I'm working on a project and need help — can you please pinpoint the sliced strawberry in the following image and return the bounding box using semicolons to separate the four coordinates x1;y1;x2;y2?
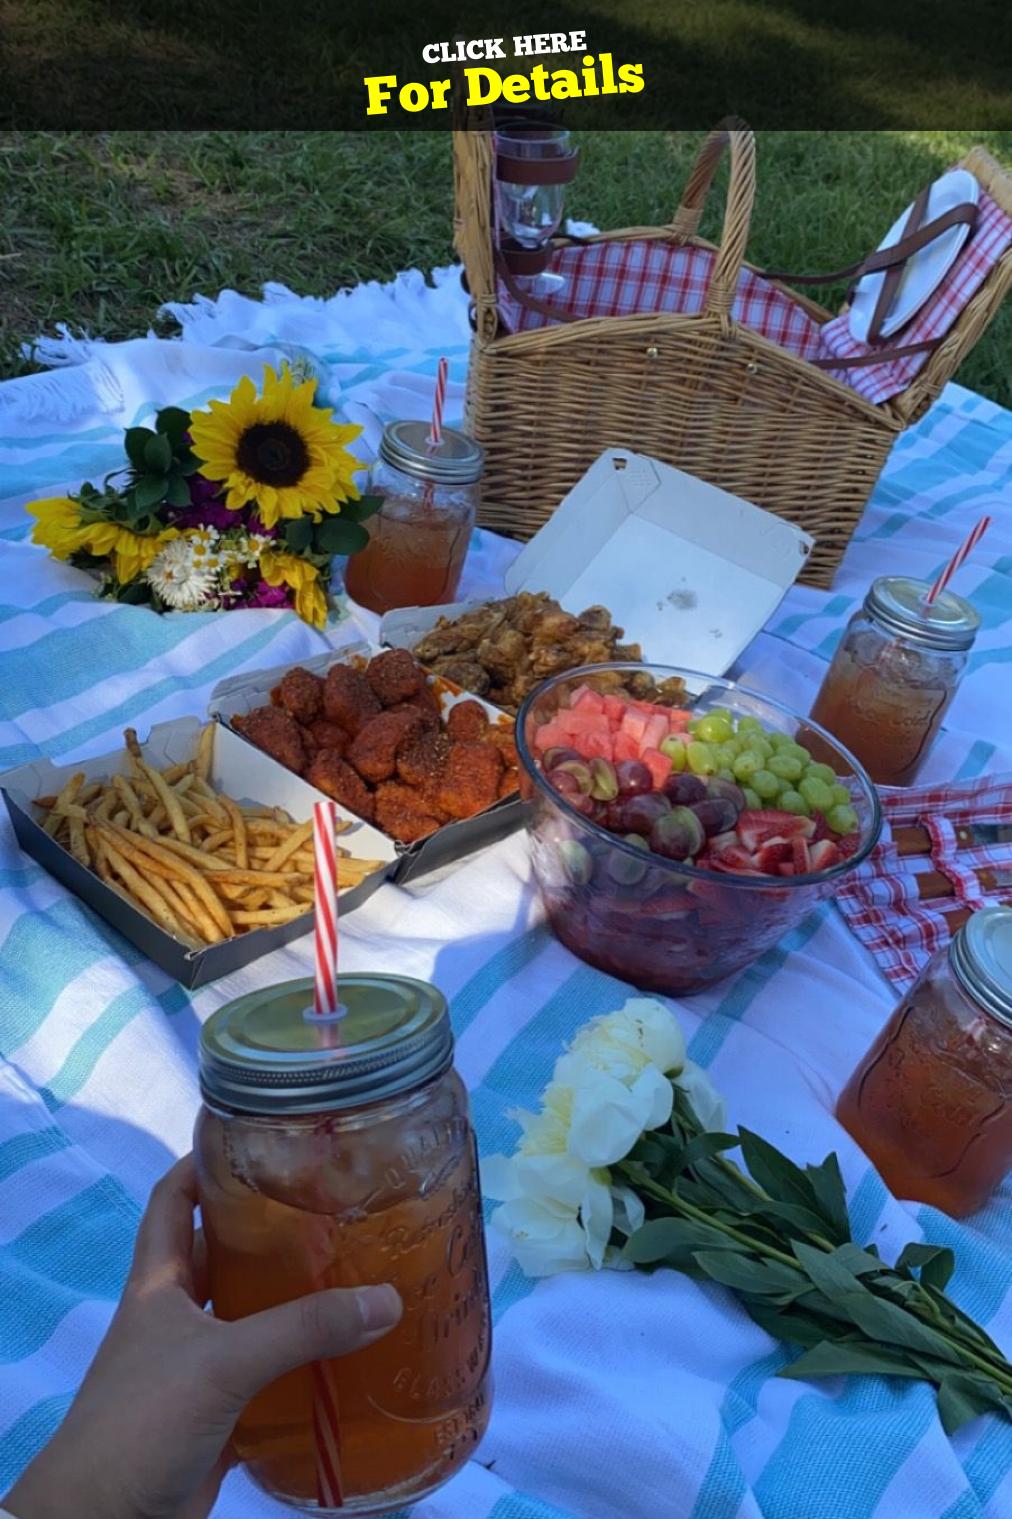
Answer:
792;836;812;875
708;842;761;875
710;829;739;854
755;838;792;874
641;747;672;789
737;809;817;851
838;831;862;859
809;838;842;872
810;811;833;843
778;862;795;876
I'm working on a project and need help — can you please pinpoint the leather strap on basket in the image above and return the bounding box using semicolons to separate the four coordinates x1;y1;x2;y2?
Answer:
496;149;580;186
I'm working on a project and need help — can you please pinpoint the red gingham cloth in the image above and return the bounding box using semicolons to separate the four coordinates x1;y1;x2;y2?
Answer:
818;190;1012;405
836;774;1012;990
498;189;1012;409
499;241;826;363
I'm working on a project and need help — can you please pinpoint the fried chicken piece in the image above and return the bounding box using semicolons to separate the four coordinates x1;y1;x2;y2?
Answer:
487;723;519;769
445;699;489;742
307;719;348;754
397;730;452;788
578;605;614;631
323;663;382;735
499;767;520;799
476;627;526;682
386;695;440;733
530;611;581;646
528;643;575;678
306;751;374;822
366;648;426;707
434;741;504;820
614;642;643;662
345;708;425;785
374;782;441;843
233;706;307;775
276;667;324;724
429;658;491;696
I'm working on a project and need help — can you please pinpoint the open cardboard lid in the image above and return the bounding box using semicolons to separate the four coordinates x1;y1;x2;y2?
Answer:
381;450;812;675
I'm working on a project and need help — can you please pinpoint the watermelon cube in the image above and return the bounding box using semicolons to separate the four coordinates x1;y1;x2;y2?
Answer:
572;686;605;714
641;747;671;789
612;731;640;763
580;729;614;761
640;714;668;754
621;711;648;744
602;694;627;725
533;721;567;753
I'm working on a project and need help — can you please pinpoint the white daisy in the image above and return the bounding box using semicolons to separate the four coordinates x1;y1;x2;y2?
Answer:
145;537;218;611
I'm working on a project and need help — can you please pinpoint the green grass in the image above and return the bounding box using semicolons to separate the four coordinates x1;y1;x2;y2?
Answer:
2;130;1012;406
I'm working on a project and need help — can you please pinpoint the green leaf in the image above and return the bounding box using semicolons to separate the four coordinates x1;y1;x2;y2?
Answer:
743;1300;835;1349
694;1251;806;1298
133;475;168;511
116;578;156;606
623;1217;737;1267
165;476;192;509
779;1339;924;1384
738;1129;820;1216
831;1243;885;1276
143;432;173;473
338;492;384;523
935;1371;1007;1434
805;1152;851;1244
124;427;154;471
315;516;370;556
283;516;315;554
896;1243;955;1292
749;1198;835;1242
155;406;191;446
178;450;201;477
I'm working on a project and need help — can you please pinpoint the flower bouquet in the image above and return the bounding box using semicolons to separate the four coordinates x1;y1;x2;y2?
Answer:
487;999;1012;1434
26;363;376;629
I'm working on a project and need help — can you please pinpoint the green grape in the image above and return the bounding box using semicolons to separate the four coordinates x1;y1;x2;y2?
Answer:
736;715;764;736
799;775;835;811
732;749;764;780
696;714;734;744
660;734;687;771
712;741;737;769
806;762;837;785
768;730;794;750
687;741;716;775
830;784;851;807
751;768;780;799
779;789;811;816
827;803;859;835
752;736;774;761
716;768;735;782
768;752;803;782
784;743;811;765
742;787;761;811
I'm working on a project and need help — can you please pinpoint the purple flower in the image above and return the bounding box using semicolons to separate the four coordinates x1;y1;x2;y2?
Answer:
247;579;293;609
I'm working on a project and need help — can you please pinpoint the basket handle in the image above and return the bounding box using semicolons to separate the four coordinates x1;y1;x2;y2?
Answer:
672;119;757;324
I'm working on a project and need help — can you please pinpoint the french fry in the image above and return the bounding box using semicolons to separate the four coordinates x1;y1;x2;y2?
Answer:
229;905;308;926
99;834;188;940
43;773;84;836
127;741;190;843
68;817;90;867
100;825;232;940
111;775;153;836
262;819;313;872
213;868;312;888
195;723;215;782
220;795;248;868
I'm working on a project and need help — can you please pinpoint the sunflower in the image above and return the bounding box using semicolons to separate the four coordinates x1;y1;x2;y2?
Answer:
260;548;328;629
188;364;362;528
27;496;175;584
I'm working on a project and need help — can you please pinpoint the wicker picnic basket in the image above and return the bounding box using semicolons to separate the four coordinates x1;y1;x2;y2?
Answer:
453;122;1012;587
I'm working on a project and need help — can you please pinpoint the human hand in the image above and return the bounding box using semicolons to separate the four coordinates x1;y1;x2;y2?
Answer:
4;1155;401;1519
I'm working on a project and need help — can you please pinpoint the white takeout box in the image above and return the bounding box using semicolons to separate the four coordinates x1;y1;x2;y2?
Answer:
380;449;814;677
1;718;397;988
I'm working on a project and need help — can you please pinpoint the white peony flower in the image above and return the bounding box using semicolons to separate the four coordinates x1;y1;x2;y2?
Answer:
485;1150;614;1275
145;537;218;610
557;1056;674;1168
566;997;686;1083
674;1059;728;1133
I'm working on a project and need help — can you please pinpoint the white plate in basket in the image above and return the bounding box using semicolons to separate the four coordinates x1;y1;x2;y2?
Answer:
848;170;979;343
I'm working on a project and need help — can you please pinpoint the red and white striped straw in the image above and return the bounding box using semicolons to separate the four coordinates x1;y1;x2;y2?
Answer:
312;1360;344;1509
311;800;339;1025
427;356;448;448
924;515;991;605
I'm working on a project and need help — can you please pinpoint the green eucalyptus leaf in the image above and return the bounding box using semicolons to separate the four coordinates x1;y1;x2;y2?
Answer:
284;517;314;554
178;450;201;477
144;433;173;473
896;1243;956;1292
694;1251;806;1298
165;476;192;509
155;406;191;446
124;427;154;471
315;516;370;556
804;1152;851;1244
339;492;383;523
134;475;169;511
116;579;156;605
779;1339;924;1384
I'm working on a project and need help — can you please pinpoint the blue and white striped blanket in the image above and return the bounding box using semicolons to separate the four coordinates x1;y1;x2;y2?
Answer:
1;274;1011;1519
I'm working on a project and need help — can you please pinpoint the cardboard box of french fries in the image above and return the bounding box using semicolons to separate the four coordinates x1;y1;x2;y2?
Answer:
1;717;396;987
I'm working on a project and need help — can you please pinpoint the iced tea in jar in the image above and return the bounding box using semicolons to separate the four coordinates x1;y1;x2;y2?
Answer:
837;908;1012;1216
809;576;980;786
195;975;491;1515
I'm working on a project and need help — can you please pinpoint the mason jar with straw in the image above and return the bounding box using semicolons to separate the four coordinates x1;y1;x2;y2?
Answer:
194;801;492;1514
808;518;988;786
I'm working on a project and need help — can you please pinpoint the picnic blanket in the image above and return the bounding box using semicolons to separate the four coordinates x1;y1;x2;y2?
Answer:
1;269;1011;1519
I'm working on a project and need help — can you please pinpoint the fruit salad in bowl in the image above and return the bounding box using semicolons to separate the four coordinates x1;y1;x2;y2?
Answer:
516;664;881;993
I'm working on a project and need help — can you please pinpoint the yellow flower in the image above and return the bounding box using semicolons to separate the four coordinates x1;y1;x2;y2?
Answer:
27;496;175;584
188;363;362;527
260;549;329;629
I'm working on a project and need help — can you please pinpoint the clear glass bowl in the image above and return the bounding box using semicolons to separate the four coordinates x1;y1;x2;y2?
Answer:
516;663;882;995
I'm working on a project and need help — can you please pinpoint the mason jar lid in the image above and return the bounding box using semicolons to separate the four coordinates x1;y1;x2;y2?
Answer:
950;907;1012;1029
198;974;453;1115
379;420;484;486
864;576;981;652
